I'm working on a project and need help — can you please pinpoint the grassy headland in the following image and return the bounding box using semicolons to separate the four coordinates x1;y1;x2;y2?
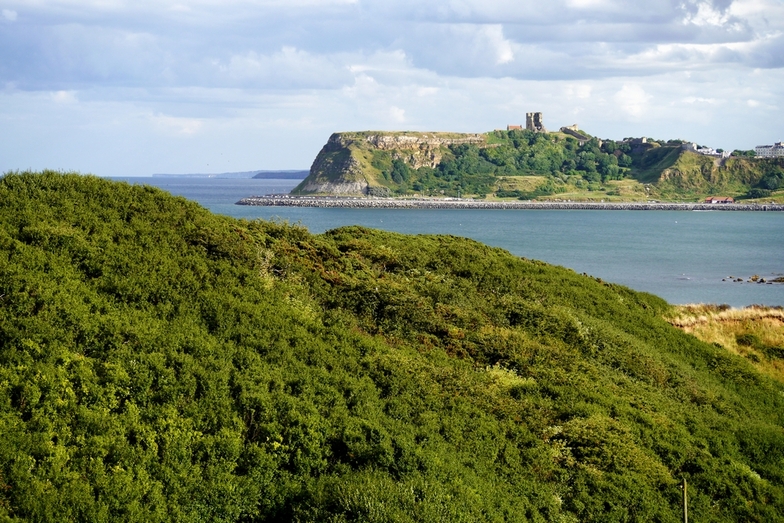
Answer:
292;129;784;203
2;171;784;522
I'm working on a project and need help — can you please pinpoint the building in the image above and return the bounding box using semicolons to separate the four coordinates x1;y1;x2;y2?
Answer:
682;142;731;158
755;142;784;158
526;112;546;132
704;196;734;204
507;125;523;131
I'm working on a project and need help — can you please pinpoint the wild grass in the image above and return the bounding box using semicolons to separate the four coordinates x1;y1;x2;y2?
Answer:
668;304;784;381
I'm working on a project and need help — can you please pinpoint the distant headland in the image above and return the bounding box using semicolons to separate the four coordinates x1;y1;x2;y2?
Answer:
153;169;308;179
279;113;783;204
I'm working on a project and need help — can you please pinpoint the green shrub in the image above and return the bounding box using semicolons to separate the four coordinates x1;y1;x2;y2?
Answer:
1;171;783;522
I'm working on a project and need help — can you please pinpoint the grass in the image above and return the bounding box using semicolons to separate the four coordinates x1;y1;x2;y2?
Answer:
629;146;683;184
494;175;547;192
667;304;784;382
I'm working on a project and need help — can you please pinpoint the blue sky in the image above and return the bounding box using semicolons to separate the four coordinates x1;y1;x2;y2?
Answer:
1;0;782;176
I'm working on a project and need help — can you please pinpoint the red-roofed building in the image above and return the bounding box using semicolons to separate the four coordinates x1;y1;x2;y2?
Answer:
705;197;734;204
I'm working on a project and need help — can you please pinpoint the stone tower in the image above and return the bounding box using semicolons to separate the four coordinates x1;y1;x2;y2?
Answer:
526;112;546;132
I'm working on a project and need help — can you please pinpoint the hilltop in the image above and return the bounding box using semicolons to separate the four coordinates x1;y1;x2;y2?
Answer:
2;171;784;522
291;130;784;202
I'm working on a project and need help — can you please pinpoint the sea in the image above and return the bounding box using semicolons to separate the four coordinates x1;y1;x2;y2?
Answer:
110;176;784;308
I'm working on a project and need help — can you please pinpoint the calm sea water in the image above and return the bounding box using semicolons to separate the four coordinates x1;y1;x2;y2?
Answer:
111;177;784;307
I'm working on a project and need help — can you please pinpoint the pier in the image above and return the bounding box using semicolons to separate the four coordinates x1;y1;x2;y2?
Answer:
237;196;783;211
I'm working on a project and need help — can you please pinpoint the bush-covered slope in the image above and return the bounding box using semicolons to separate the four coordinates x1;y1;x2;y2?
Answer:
2;172;784;522
650;150;784;199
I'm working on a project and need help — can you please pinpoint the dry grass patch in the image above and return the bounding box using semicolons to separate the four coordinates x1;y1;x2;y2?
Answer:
495;175;547;192
667;304;784;382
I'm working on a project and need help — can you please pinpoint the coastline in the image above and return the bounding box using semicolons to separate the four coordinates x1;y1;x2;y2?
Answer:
237;195;784;211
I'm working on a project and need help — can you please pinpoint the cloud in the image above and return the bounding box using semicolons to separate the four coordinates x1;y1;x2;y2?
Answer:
683;96;720;104
50;90;77;103
217;47;352;89
614;84;652;117
683;1;734;27
150;113;203;135
1;0;784;176
564;84;593;100
388;106;405;123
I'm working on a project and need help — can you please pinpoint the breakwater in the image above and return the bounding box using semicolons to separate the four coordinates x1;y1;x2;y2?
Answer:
237;195;784;211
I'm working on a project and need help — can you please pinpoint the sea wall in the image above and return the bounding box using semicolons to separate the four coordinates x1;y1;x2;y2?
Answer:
237;196;784;211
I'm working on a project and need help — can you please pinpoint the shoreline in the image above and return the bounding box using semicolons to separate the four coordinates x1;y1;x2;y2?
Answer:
236;195;784;211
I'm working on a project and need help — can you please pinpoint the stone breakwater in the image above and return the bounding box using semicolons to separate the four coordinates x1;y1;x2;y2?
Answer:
237;196;784;211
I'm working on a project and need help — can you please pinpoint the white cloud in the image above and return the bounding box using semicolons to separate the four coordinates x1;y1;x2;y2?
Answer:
567;0;611;9
684;1;732;27
2;9;17;21
219;47;351;88
389;106;406;123
565;84;592;99
614;84;652;117
50;90;78;103
151;113;204;135
683;96;720;104
482;25;515;65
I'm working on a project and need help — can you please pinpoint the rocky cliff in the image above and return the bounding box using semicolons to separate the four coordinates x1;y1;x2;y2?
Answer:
291;131;487;195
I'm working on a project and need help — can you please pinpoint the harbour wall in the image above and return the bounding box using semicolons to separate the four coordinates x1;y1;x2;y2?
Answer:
237;196;784;211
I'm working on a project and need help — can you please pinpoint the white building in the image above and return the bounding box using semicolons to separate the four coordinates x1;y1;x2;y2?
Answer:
755;142;784;158
682;142;731;158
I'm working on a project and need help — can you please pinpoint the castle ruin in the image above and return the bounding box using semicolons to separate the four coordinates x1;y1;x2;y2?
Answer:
526;112;546;133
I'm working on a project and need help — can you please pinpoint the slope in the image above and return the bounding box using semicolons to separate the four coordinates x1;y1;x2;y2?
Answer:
1;172;784;522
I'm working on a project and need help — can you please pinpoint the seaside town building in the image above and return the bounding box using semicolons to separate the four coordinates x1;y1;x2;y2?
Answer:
682;142;731;158
755;142;784;158
704;196;734;204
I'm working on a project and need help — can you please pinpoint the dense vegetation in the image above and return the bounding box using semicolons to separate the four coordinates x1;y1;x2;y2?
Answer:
370;130;631;197
2;171;784;522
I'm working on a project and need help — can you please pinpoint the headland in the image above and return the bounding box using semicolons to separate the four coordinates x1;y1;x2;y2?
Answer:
280;121;784;204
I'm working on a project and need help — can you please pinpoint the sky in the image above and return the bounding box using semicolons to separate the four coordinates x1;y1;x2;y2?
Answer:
1;0;783;176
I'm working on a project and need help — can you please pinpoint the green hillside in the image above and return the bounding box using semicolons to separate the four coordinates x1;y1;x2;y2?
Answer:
294;130;784;202
2;172;784;522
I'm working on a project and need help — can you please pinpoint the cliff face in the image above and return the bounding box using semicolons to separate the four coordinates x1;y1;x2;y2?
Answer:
291;131;487;195
654;152;776;197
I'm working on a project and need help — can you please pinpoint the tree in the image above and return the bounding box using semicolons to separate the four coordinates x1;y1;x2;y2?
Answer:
390;159;410;184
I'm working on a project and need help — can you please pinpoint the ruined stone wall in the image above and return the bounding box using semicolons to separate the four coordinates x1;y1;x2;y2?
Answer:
526;112;546;132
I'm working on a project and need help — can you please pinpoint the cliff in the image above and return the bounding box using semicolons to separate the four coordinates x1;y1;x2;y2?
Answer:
634;147;784;199
291;131;486;195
